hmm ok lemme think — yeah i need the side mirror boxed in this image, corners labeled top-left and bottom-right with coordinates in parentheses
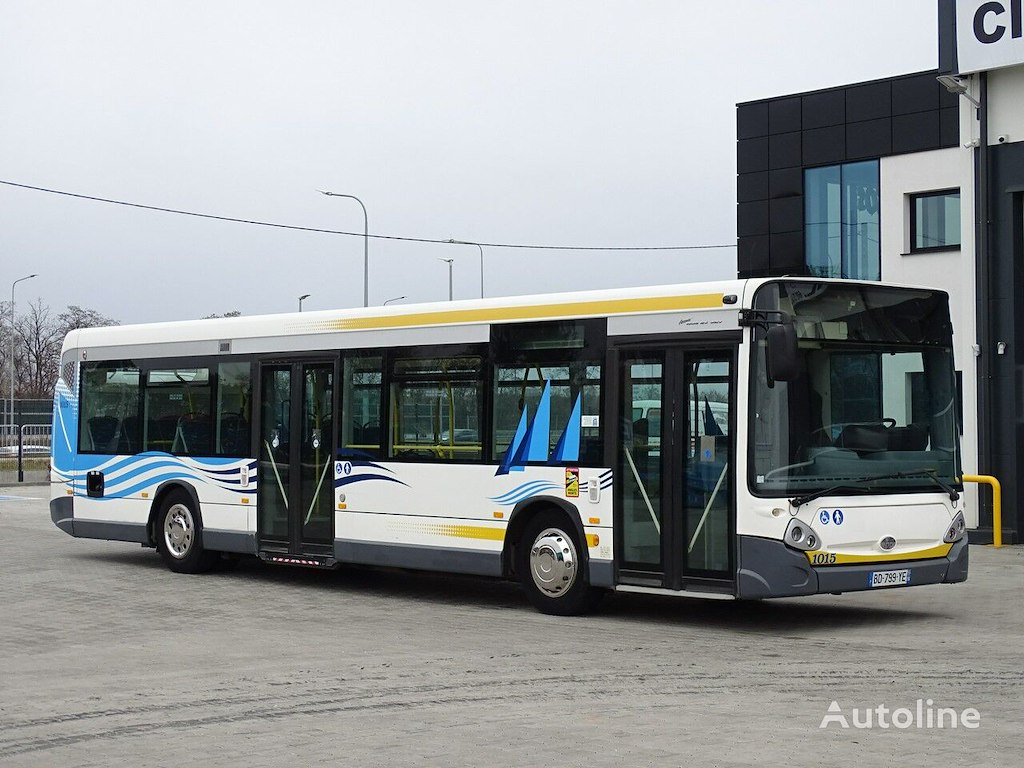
top-left (766, 323), bottom-right (800, 382)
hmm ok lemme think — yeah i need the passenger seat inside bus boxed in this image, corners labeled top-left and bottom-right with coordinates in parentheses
top-left (87, 416), bottom-right (118, 452)
top-left (173, 414), bottom-right (211, 455)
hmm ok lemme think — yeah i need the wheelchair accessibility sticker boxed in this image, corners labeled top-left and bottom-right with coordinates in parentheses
top-left (819, 509), bottom-right (844, 525)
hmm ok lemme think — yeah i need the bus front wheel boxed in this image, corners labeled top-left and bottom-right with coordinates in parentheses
top-left (155, 490), bottom-right (218, 574)
top-left (517, 511), bottom-right (602, 615)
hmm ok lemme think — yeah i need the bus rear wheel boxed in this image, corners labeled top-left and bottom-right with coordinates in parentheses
top-left (517, 511), bottom-right (602, 615)
top-left (155, 490), bottom-right (218, 574)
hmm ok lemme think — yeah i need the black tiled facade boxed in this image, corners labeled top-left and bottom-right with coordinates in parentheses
top-left (736, 70), bottom-right (959, 278)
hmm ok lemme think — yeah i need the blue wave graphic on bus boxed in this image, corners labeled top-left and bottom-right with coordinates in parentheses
top-left (488, 479), bottom-right (561, 506)
top-left (51, 378), bottom-right (78, 477)
top-left (334, 474), bottom-right (408, 489)
top-left (61, 453), bottom-right (256, 498)
top-left (333, 460), bottom-right (409, 489)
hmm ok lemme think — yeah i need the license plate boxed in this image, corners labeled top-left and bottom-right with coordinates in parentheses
top-left (868, 569), bottom-right (911, 588)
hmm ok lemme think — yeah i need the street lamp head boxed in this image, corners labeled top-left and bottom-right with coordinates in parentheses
top-left (299, 294), bottom-right (311, 301)
top-left (936, 75), bottom-right (980, 107)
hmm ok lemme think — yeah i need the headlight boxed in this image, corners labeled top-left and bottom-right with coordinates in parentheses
top-left (784, 518), bottom-right (821, 551)
top-left (943, 511), bottom-right (967, 543)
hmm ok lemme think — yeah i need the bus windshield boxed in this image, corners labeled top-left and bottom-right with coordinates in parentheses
top-left (749, 281), bottom-right (961, 496)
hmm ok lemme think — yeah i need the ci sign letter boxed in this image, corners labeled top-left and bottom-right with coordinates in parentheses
top-left (974, 1), bottom-right (1023, 44)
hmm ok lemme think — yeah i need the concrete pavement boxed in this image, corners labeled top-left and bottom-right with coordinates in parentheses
top-left (1, 491), bottom-right (1021, 766)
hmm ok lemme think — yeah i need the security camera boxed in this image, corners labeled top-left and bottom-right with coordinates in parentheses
top-left (997, 134), bottom-right (1009, 143)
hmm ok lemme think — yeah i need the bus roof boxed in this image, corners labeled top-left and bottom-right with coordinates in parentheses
top-left (64, 277), bottom-right (946, 361)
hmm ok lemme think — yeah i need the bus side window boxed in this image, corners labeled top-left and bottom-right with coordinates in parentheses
top-left (143, 367), bottom-right (212, 456)
top-left (490, 321), bottom-right (604, 465)
top-left (389, 355), bottom-right (483, 461)
top-left (341, 354), bottom-right (384, 459)
top-left (216, 362), bottom-right (251, 456)
top-left (79, 362), bottom-right (140, 454)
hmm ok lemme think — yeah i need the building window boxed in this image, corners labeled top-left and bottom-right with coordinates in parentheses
top-left (805, 160), bottom-right (880, 280)
top-left (910, 189), bottom-right (960, 252)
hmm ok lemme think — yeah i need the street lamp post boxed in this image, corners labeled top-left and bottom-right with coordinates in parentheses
top-left (319, 190), bottom-right (369, 307)
top-left (447, 240), bottom-right (485, 298)
top-left (9, 274), bottom-right (37, 435)
top-left (298, 294), bottom-right (311, 312)
top-left (438, 258), bottom-right (454, 301)
top-left (383, 296), bottom-right (406, 306)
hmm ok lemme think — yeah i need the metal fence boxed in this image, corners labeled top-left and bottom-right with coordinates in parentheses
top-left (1, 398), bottom-right (53, 430)
top-left (0, 424), bottom-right (52, 484)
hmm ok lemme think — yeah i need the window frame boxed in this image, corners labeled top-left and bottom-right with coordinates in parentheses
top-left (384, 343), bottom-right (489, 464)
top-left (803, 160), bottom-right (880, 280)
top-left (76, 355), bottom-right (253, 458)
top-left (909, 188), bottom-right (961, 254)
top-left (489, 318), bottom-right (607, 466)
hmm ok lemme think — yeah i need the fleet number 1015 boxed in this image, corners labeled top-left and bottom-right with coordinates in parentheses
top-left (811, 552), bottom-right (837, 565)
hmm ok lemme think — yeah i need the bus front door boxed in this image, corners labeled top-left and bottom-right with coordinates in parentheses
top-left (617, 347), bottom-right (734, 591)
top-left (257, 360), bottom-right (337, 557)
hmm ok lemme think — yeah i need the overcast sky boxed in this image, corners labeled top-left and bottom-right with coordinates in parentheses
top-left (1, 1), bottom-right (938, 323)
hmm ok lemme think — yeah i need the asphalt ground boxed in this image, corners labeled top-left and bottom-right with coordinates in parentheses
top-left (1, 487), bottom-right (1021, 767)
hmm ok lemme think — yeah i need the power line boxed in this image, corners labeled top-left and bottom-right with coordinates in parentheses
top-left (0, 179), bottom-right (736, 253)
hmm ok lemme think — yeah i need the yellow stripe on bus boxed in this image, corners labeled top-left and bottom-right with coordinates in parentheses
top-left (424, 524), bottom-right (507, 542)
top-left (805, 543), bottom-right (953, 566)
top-left (327, 293), bottom-right (725, 332)
top-left (415, 524), bottom-right (599, 548)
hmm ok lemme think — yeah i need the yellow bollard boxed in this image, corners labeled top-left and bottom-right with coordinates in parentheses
top-left (961, 475), bottom-right (1002, 548)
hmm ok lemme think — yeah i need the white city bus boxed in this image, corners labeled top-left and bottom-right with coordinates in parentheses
top-left (50, 278), bottom-right (969, 614)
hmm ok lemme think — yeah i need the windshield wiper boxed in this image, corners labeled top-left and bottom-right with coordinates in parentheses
top-left (790, 468), bottom-right (960, 508)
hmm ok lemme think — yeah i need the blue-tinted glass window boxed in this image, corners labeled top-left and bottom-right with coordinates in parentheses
top-left (911, 190), bottom-right (960, 252)
top-left (804, 160), bottom-right (880, 279)
top-left (805, 166), bottom-right (841, 278)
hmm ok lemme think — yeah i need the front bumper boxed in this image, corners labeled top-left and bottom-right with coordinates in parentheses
top-left (736, 534), bottom-right (969, 599)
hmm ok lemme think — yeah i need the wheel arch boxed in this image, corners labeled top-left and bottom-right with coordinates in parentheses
top-left (147, 480), bottom-right (202, 547)
top-left (502, 495), bottom-right (587, 578)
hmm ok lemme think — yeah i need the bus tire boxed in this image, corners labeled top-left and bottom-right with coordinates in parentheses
top-left (517, 510), bottom-right (602, 616)
top-left (155, 490), bottom-right (218, 574)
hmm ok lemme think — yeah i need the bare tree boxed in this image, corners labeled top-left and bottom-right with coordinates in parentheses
top-left (0, 300), bottom-right (11, 404)
top-left (16, 300), bottom-right (60, 398)
top-left (11, 302), bottom-right (118, 398)
top-left (202, 310), bottom-right (242, 319)
top-left (56, 305), bottom-right (118, 339)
